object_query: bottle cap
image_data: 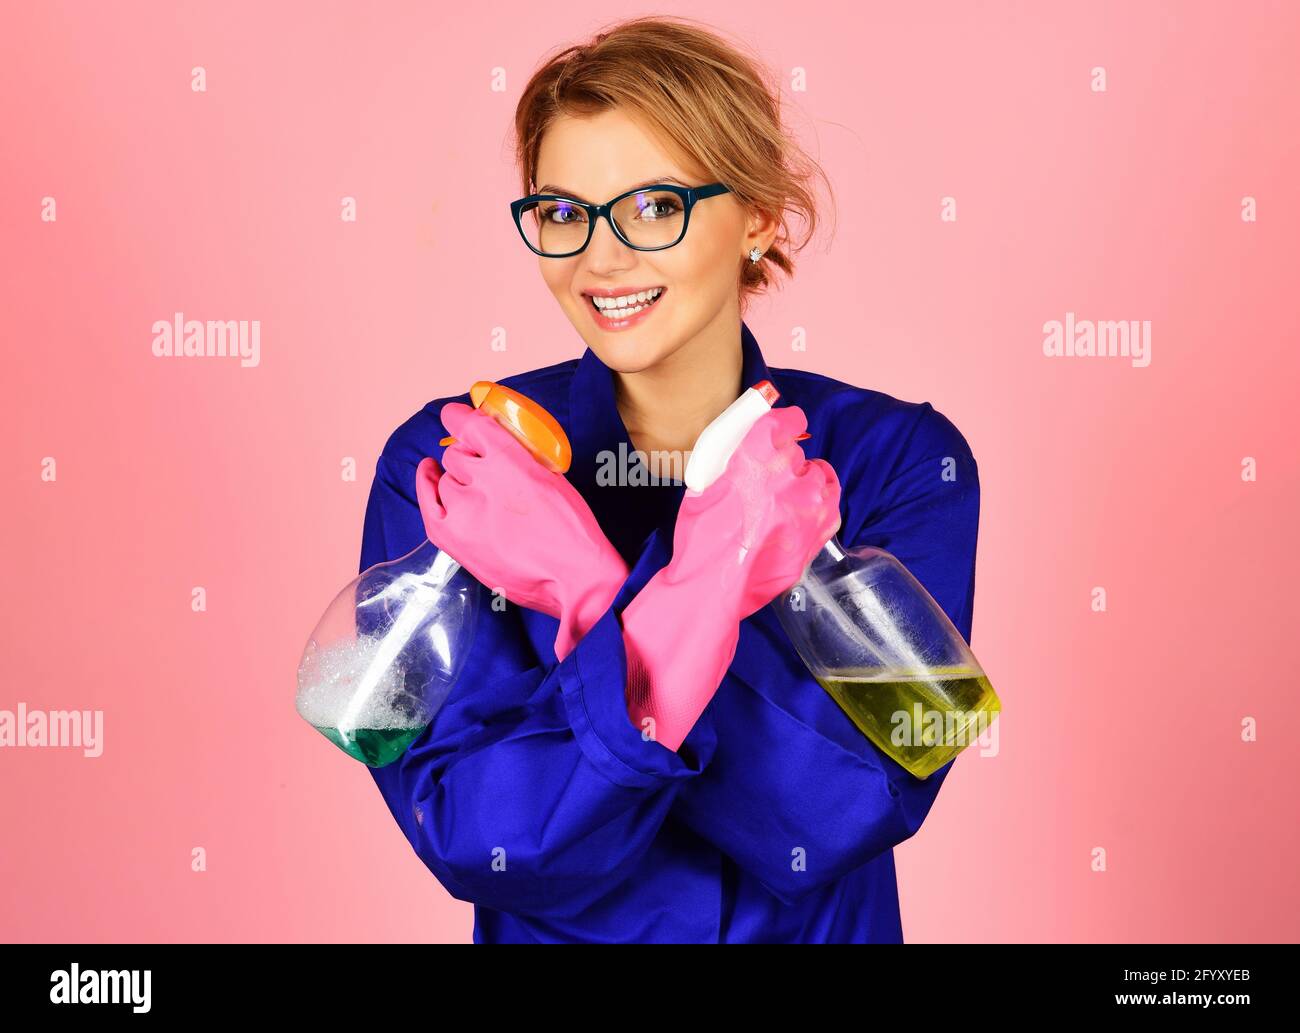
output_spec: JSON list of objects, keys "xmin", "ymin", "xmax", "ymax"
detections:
[{"xmin": 439, "ymin": 381, "xmax": 572, "ymax": 474}]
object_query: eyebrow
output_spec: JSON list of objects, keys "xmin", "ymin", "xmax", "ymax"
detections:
[{"xmin": 534, "ymin": 176, "xmax": 690, "ymax": 202}]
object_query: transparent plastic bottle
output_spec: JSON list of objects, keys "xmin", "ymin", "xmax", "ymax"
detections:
[
  {"xmin": 775, "ymin": 538, "xmax": 999, "ymax": 779},
  {"xmin": 685, "ymin": 381, "xmax": 1001, "ymax": 779},
  {"xmin": 295, "ymin": 381, "xmax": 572, "ymax": 766},
  {"xmin": 296, "ymin": 541, "xmax": 479, "ymax": 766}
]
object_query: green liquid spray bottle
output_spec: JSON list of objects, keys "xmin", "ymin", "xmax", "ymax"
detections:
[
  {"xmin": 684, "ymin": 382, "xmax": 1001, "ymax": 779},
  {"xmin": 295, "ymin": 381, "xmax": 573, "ymax": 767}
]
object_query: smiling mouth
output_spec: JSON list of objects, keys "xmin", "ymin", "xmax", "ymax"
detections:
[{"xmin": 586, "ymin": 287, "xmax": 666, "ymax": 319}]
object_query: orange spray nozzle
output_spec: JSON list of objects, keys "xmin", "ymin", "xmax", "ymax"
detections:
[{"xmin": 439, "ymin": 380, "xmax": 572, "ymax": 474}]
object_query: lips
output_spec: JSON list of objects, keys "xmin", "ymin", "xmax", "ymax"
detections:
[
  {"xmin": 584, "ymin": 286, "xmax": 667, "ymax": 331},
  {"xmin": 581, "ymin": 285, "xmax": 665, "ymax": 299}
]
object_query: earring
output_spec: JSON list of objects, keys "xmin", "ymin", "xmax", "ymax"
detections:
[{"xmin": 749, "ymin": 246, "xmax": 764, "ymax": 263}]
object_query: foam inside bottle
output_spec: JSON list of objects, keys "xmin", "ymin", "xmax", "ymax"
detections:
[{"xmin": 296, "ymin": 634, "xmax": 433, "ymax": 766}]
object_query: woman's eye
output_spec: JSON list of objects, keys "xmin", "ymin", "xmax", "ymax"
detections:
[
  {"xmin": 542, "ymin": 205, "xmax": 584, "ymax": 224},
  {"xmin": 643, "ymin": 199, "xmax": 681, "ymax": 220}
]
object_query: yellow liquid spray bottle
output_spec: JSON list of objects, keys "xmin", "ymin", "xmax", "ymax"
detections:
[
  {"xmin": 684, "ymin": 382, "xmax": 1001, "ymax": 780},
  {"xmin": 295, "ymin": 382, "xmax": 572, "ymax": 766}
]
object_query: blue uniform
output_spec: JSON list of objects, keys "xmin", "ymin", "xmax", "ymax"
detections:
[{"xmin": 359, "ymin": 321, "xmax": 980, "ymax": 943}]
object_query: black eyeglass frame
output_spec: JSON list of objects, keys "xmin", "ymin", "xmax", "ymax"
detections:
[{"xmin": 509, "ymin": 182, "xmax": 732, "ymax": 258}]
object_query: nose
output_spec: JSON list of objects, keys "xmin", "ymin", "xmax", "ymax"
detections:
[{"xmin": 581, "ymin": 213, "xmax": 638, "ymax": 272}]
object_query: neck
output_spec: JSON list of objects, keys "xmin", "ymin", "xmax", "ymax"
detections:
[{"xmin": 613, "ymin": 309, "xmax": 746, "ymax": 460}]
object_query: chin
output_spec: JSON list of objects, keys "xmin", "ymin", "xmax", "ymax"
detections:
[
  {"xmin": 561, "ymin": 297, "xmax": 687, "ymax": 373},
  {"xmin": 587, "ymin": 338, "xmax": 674, "ymax": 374},
  {"xmin": 588, "ymin": 346, "xmax": 646, "ymax": 374}
]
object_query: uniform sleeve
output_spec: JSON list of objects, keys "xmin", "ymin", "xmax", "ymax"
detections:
[
  {"xmin": 359, "ymin": 451, "xmax": 717, "ymax": 920},
  {"xmin": 671, "ymin": 403, "xmax": 981, "ymax": 905}
]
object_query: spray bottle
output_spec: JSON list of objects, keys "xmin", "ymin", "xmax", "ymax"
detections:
[
  {"xmin": 295, "ymin": 381, "xmax": 572, "ymax": 766},
  {"xmin": 684, "ymin": 381, "xmax": 1001, "ymax": 779}
]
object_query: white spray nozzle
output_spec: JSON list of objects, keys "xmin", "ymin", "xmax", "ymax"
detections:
[{"xmin": 683, "ymin": 379, "xmax": 780, "ymax": 492}]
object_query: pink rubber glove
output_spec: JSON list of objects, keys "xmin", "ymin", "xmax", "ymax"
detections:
[
  {"xmin": 415, "ymin": 401, "xmax": 629, "ymax": 661},
  {"xmin": 621, "ymin": 405, "xmax": 842, "ymax": 752}
]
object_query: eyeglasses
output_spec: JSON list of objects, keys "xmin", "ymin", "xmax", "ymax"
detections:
[{"xmin": 509, "ymin": 182, "xmax": 731, "ymax": 258}]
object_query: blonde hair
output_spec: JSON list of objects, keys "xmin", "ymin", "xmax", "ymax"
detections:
[{"xmin": 511, "ymin": 15, "xmax": 835, "ymax": 310}]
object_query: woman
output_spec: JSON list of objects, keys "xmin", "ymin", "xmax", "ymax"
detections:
[{"xmin": 360, "ymin": 16, "xmax": 980, "ymax": 943}]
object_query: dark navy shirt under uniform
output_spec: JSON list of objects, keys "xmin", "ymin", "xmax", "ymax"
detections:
[{"xmin": 359, "ymin": 321, "xmax": 980, "ymax": 943}]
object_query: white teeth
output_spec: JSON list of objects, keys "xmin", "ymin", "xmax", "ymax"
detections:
[{"xmin": 591, "ymin": 287, "xmax": 663, "ymax": 311}]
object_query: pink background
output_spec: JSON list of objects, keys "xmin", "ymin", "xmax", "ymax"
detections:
[{"xmin": 2, "ymin": 1, "xmax": 1297, "ymax": 943}]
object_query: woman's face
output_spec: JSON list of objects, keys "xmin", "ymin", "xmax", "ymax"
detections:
[{"xmin": 532, "ymin": 107, "xmax": 770, "ymax": 374}]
